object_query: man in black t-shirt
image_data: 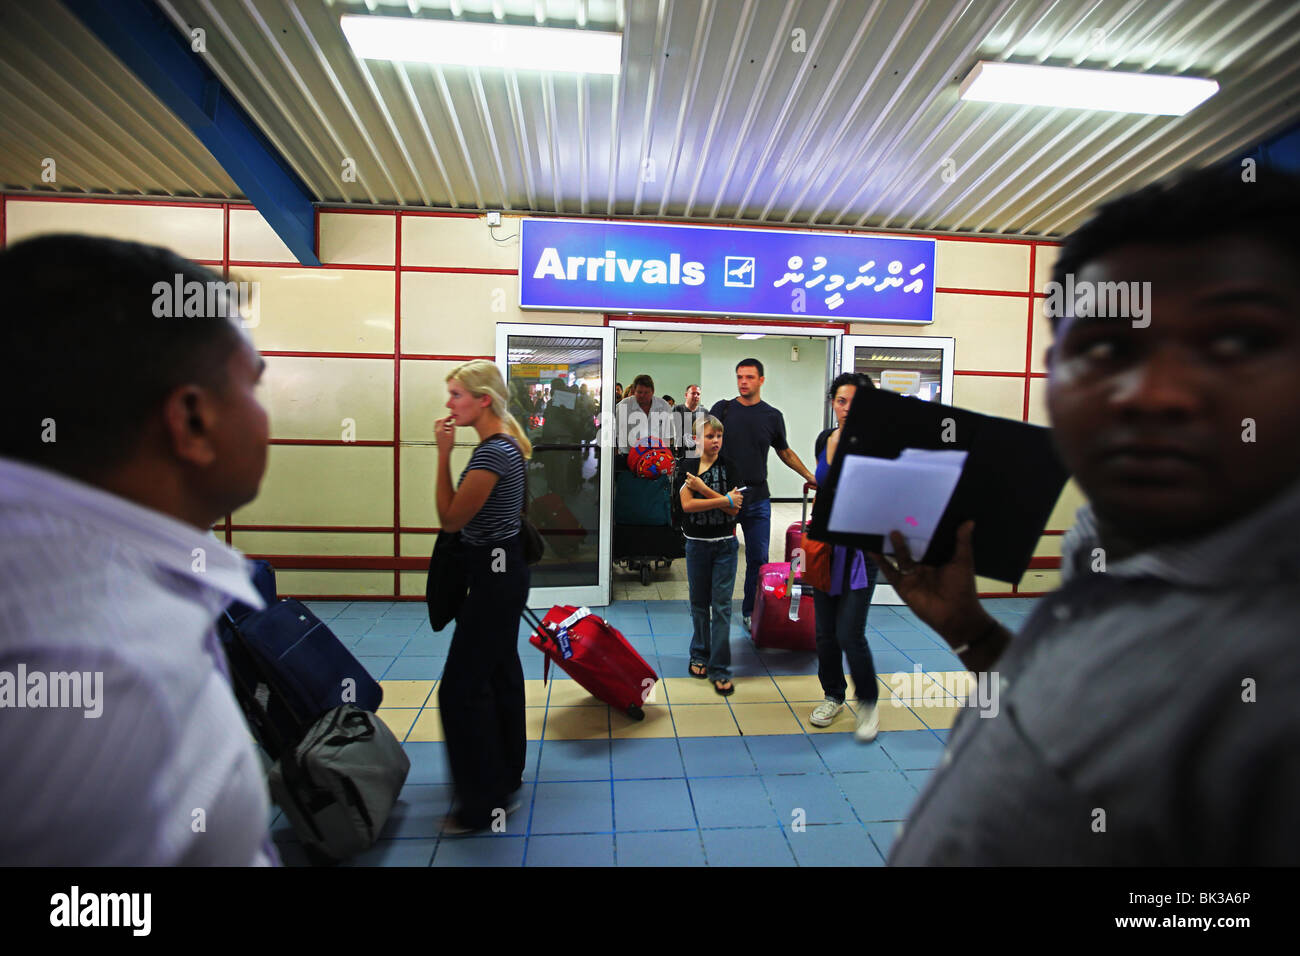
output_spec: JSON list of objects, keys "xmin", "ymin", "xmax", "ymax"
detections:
[{"xmin": 708, "ymin": 358, "xmax": 818, "ymax": 632}]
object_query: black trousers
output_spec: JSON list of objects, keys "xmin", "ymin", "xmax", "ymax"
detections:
[{"xmin": 438, "ymin": 533, "xmax": 530, "ymax": 828}]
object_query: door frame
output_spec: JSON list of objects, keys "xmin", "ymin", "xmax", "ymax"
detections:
[
  {"xmin": 840, "ymin": 334, "xmax": 956, "ymax": 606},
  {"xmin": 495, "ymin": 322, "xmax": 616, "ymax": 609}
]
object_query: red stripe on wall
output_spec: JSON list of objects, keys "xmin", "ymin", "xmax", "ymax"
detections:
[
  {"xmin": 394, "ymin": 211, "xmax": 403, "ymax": 596},
  {"xmin": 268, "ymin": 438, "xmax": 393, "ymax": 447},
  {"xmin": 1024, "ymin": 244, "xmax": 1037, "ymax": 423},
  {"xmin": 936, "ymin": 287, "xmax": 1032, "ymax": 298},
  {"xmin": 401, "ymin": 265, "xmax": 518, "ymax": 275}
]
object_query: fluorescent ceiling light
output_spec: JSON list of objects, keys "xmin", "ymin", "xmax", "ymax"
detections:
[
  {"xmin": 341, "ymin": 15, "xmax": 622, "ymax": 75},
  {"xmin": 736, "ymin": 333, "xmax": 765, "ymax": 340},
  {"xmin": 959, "ymin": 61, "xmax": 1217, "ymax": 115}
]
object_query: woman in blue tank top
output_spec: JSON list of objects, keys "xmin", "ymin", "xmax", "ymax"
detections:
[{"xmin": 808, "ymin": 373, "xmax": 881, "ymax": 742}]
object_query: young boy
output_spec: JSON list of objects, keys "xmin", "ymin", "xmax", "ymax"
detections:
[{"xmin": 678, "ymin": 416, "xmax": 745, "ymax": 696}]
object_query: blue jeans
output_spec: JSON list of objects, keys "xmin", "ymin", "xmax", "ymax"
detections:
[
  {"xmin": 811, "ymin": 555, "xmax": 879, "ymax": 706},
  {"xmin": 685, "ymin": 536, "xmax": 738, "ymax": 680},
  {"xmin": 737, "ymin": 497, "xmax": 772, "ymax": 618}
]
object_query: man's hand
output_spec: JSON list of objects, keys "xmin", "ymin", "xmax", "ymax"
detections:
[{"xmin": 868, "ymin": 521, "xmax": 996, "ymax": 648}]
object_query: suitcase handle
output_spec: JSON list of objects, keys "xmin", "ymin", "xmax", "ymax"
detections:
[{"xmin": 802, "ymin": 482, "xmax": 815, "ymax": 525}]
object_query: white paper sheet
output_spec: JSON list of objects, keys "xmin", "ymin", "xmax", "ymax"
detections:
[{"xmin": 827, "ymin": 450, "xmax": 967, "ymax": 557}]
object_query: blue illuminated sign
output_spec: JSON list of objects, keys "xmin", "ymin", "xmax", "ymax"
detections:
[{"xmin": 519, "ymin": 219, "xmax": 935, "ymax": 323}]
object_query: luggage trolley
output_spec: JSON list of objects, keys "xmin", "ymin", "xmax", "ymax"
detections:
[{"xmin": 612, "ymin": 469, "xmax": 685, "ymax": 587}]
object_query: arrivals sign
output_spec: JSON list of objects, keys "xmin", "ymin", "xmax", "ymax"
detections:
[{"xmin": 519, "ymin": 219, "xmax": 935, "ymax": 323}]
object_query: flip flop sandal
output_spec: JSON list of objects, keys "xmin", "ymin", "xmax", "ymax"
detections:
[
  {"xmin": 713, "ymin": 679, "xmax": 735, "ymax": 697},
  {"xmin": 689, "ymin": 661, "xmax": 708, "ymax": 679}
]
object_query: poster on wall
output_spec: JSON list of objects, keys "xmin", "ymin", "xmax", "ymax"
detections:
[{"xmin": 519, "ymin": 219, "xmax": 936, "ymax": 324}]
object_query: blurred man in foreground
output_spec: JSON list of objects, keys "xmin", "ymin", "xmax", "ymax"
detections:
[{"xmin": 879, "ymin": 166, "xmax": 1300, "ymax": 865}]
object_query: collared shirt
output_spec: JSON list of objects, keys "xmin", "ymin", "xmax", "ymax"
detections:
[
  {"xmin": 615, "ymin": 395, "xmax": 675, "ymax": 453},
  {"xmin": 0, "ymin": 456, "xmax": 276, "ymax": 865},
  {"xmin": 889, "ymin": 480, "xmax": 1300, "ymax": 865},
  {"xmin": 671, "ymin": 404, "xmax": 707, "ymax": 456}
]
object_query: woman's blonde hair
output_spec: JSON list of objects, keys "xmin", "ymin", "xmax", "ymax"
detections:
[{"xmin": 446, "ymin": 360, "xmax": 533, "ymax": 459}]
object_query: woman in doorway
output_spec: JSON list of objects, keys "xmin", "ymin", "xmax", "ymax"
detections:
[
  {"xmin": 807, "ymin": 372, "xmax": 881, "ymax": 741},
  {"xmin": 433, "ymin": 360, "xmax": 532, "ymax": 832}
]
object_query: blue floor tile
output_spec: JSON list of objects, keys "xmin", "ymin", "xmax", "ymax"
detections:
[
  {"xmin": 381, "ymin": 603, "xmax": 430, "ymax": 619},
  {"xmin": 341, "ymin": 839, "xmax": 438, "ymax": 867},
  {"xmin": 361, "ymin": 618, "xmax": 424, "ymax": 639},
  {"xmin": 357, "ymin": 655, "xmax": 396, "ymax": 680},
  {"xmin": 379, "ymin": 784, "xmax": 454, "ymax": 839},
  {"xmin": 402, "ymin": 742, "xmax": 453, "ymax": 785},
  {"xmin": 616, "ymin": 830, "xmax": 707, "ymax": 866},
  {"xmin": 679, "ymin": 737, "xmax": 759, "ymax": 777},
  {"xmin": 763, "ymin": 773, "xmax": 857, "ymax": 826},
  {"xmin": 383, "ymin": 656, "xmax": 446, "ymax": 680},
  {"xmin": 337, "ymin": 602, "xmax": 393, "ymax": 619},
  {"xmin": 304, "ymin": 600, "xmax": 351, "ymax": 618},
  {"xmin": 883, "ymin": 629, "xmax": 949, "ymax": 651},
  {"xmin": 610, "ymin": 738, "xmax": 684, "ymax": 779},
  {"xmin": 877, "ymin": 730, "xmax": 947, "ymax": 770},
  {"xmin": 525, "ymin": 833, "xmax": 615, "ymax": 866},
  {"xmin": 834, "ymin": 770, "xmax": 922, "ymax": 821},
  {"xmin": 613, "ymin": 778, "xmax": 697, "ymax": 831},
  {"xmin": 905, "ymin": 649, "xmax": 965, "ymax": 671},
  {"xmin": 743, "ymin": 734, "xmax": 825, "ymax": 775},
  {"xmin": 864, "ymin": 820, "xmax": 904, "ymax": 860},
  {"xmin": 904, "ymin": 769, "xmax": 934, "ymax": 791},
  {"xmin": 536, "ymin": 739, "xmax": 612, "ymax": 781},
  {"xmin": 404, "ymin": 632, "xmax": 451, "ymax": 655},
  {"xmin": 786, "ymin": 823, "xmax": 882, "ymax": 867},
  {"xmin": 529, "ymin": 781, "xmax": 613, "ymax": 834},
  {"xmin": 354, "ymin": 632, "xmax": 415, "ymax": 656},
  {"xmin": 432, "ymin": 834, "xmax": 526, "ymax": 866},
  {"xmin": 869, "ymin": 649, "xmax": 915, "ymax": 673},
  {"xmin": 690, "ymin": 775, "xmax": 777, "ymax": 828},
  {"xmin": 810, "ymin": 734, "xmax": 898, "ymax": 773},
  {"xmin": 327, "ymin": 618, "xmax": 373, "ymax": 638},
  {"xmin": 700, "ymin": 827, "xmax": 795, "ymax": 866}
]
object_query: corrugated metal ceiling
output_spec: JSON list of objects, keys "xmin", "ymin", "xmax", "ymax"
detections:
[{"xmin": 2, "ymin": 0, "xmax": 1298, "ymax": 238}]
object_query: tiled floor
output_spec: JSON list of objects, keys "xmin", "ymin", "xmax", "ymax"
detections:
[{"xmin": 271, "ymin": 593, "xmax": 1039, "ymax": 866}]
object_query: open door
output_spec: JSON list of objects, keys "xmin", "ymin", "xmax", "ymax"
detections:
[
  {"xmin": 839, "ymin": 334, "xmax": 955, "ymax": 606},
  {"xmin": 495, "ymin": 323, "xmax": 616, "ymax": 608}
]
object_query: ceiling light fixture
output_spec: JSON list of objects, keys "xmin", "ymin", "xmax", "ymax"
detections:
[
  {"xmin": 958, "ymin": 61, "xmax": 1218, "ymax": 115},
  {"xmin": 736, "ymin": 333, "xmax": 765, "ymax": 340},
  {"xmin": 340, "ymin": 15, "xmax": 623, "ymax": 75}
]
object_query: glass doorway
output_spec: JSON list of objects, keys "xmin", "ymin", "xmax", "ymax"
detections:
[
  {"xmin": 839, "ymin": 334, "xmax": 955, "ymax": 605},
  {"xmin": 495, "ymin": 323, "xmax": 616, "ymax": 608}
]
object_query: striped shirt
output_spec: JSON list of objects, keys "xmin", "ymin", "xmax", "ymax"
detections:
[
  {"xmin": 890, "ymin": 480, "xmax": 1300, "ymax": 865},
  {"xmin": 0, "ymin": 456, "xmax": 277, "ymax": 866},
  {"xmin": 458, "ymin": 436, "xmax": 526, "ymax": 546}
]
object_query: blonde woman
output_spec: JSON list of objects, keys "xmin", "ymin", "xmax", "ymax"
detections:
[{"xmin": 433, "ymin": 360, "xmax": 533, "ymax": 834}]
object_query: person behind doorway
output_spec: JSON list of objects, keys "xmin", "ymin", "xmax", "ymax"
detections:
[
  {"xmin": 671, "ymin": 383, "xmax": 706, "ymax": 458},
  {"xmin": 880, "ymin": 165, "xmax": 1300, "ymax": 864},
  {"xmin": 708, "ymin": 359, "xmax": 818, "ymax": 634},
  {"xmin": 807, "ymin": 373, "xmax": 881, "ymax": 741},
  {"xmin": 0, "ymin": 234, "xmax": 276, "ymax": 865},
  {"xmin": 678, "ymin": 416, "xmax": 744, "ymax": 696},
  {"xmin": 615, "ymin": 373, "xmax": 674, "ymax": 461},
  {"xmin": 613, "ymin": 382, "xmax": 624, "ymax": 402},
  {"xmin": 433, "ymin": 360, "xmax": 532, "ymax": 835}
]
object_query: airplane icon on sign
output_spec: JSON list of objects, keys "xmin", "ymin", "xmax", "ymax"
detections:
[{"xmin": 724, "ymin": 256, "xmax": 755, "ymax": 287}]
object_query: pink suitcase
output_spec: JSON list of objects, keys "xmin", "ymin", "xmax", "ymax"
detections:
[
  {"xmin": 783, "ymin": 483, "xmax": 817, "ymax": 562},
  {"xmin": 751, "ymin": 562, "xmax": 817, "ymax": 651}
]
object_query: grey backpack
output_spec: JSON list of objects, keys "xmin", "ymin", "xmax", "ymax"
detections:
[{"xmin": 268, "ymin": 705, "xmax": 411, "ymax": 863}]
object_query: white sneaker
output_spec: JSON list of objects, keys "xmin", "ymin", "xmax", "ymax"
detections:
[
  {"xmin": 809, "ymin": 697, "xmax": 844, "ymax": 727},
  {"xmin": 855, "ymin": 702, "xmax": 879, "ymax": 742},
  {"xmin": 743, "ymin": 615, "xmax": 752, "ymax": 634}
]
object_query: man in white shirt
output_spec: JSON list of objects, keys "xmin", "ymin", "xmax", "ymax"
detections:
[
  {"xmin": 671, "ymin": 383, "xmax": 706, "ymax": 458},
  {"xmin": 0, "ymin": 234, "xmax": 276, "ymax": 865},
  {"xmin": 614, "ymin": 373, "xmax": 675, "ymax": 459}
]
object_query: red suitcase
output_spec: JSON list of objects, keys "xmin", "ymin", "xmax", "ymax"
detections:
[
  {"xmin": 525, "ymin": 606, "xmax": 659, "ymax": 719},
  {"xmin": 783, "ymin": 483, "xmax": 817, "ymax": 562},
  {"xmin": 751, "ymin": 562, "xmax": 817, "ymax": 651}
]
